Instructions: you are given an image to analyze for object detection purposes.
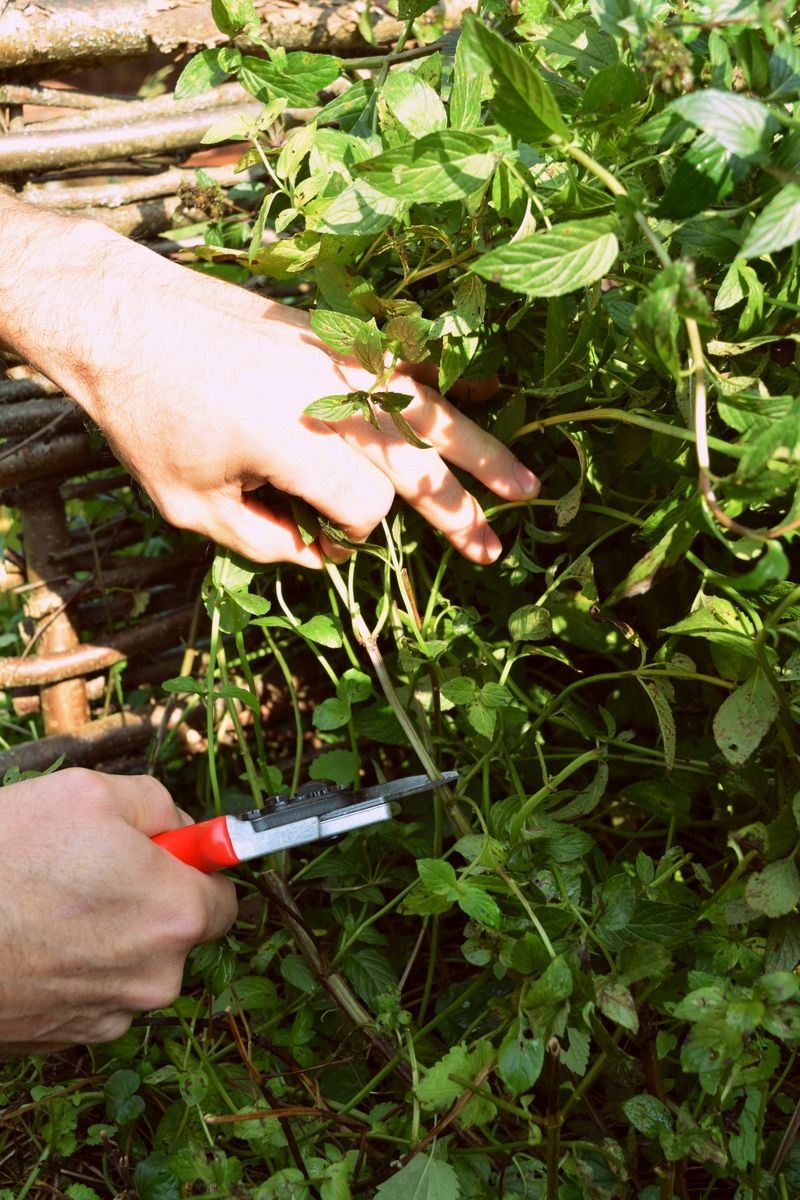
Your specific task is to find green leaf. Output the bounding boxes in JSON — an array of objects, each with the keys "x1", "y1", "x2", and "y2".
[
  {"x1": 458, "y1": 882, "x2": 502, "y2": 927},
  {"x1": 637, "y1": 678, "x2": 676, "y2": 772},
  {"x1": 669, "y1": 89, "x2": 777, "y2": 161},
  {"x1": 353, "y1": 320, "x2": 385, "y2": 374},
  {"x1": 745, "y1": 858, "x2": 800, "y2": 918},
  {"x1": 659, "y1": 133, "x2": 737, "y2": 220},
  {"x1": 239, "y1": 52, "x2": 342, "y2": 106},
  {"x1": 105, "y1": 1069, "x2": 145, "y2": 1125},
  {"x1": 741, "y1": 182, "x2": 800, "y2": 259},
  {"x1": 712, "y1": 670, "x2": 780, "y2": 765},
  {"x1": 297, "y1": 613, "x2": 343, "y2": 648},
  {"x1": 416, "y1": 1043, "x2": 471, "y2": 1110},
  {"x1": 211, "y1": 0, "x2": 259, "y2": 34},
  {"x1": 304, "y1": 394, "x2": 363, "y2": 422},
  {"x1": 473, "y1": 217, "x2": 619, "y2": 298},
  {"x1": 310, "y1": 310, "x2": 368, "y2": 355},
  {"x1": 315, "y1": 179, "x2": 405, "y2": 236},
  {"x1": 356, "y1": 131, "x2": 499, "y2": 202},
  {"x1": 459, "y1": 11, "x2": 569, "y2": 143},
  {"x1": 312, "y1": 697, "x2": 351, "y2": 730},
  {"x1": 417, "y1": 858, "x2": 458, "y2": 896},
  {"x1": 440, "y1": 676, "x2": 477, "y2": 705},
  {"x1": 508, "y1": 605, "x2": 552, "y2": 642},
  {"x1": 497, "y1": 1030, "x2": 545, "y2": 1094},
  {"x1": 337, "y1": 667, "x2": 372, "y2": 704},
  {"x1": 622, "y1": 1092, "x2": 673, "y2": 1139},
  {"x1": 174, "y1": 49, "x2": 232, "y2": 99},
  {"x1": 308, "y1": 750, "x2": 358, "y2": 787},
  {"x1": 375, "y1": 1152, "x2": 459, "y2": 1200},
  {"x1": 467, "y1": 700, "x2": 497, "y2": 739},
  {"x1": 595, "y1": 978, "x2": 640, "y2": 1033},
  {"x1": 133, "y1": 1153, "x2": 180, "y2": 1200},
  {"x1": 383, "y1": 71, "x2": 447, "y2": 138}
]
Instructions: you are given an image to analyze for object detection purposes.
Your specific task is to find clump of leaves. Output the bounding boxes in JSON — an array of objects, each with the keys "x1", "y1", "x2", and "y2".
[{"x1": 4, "y1": 0, "x2": 800, "y2": 1197}]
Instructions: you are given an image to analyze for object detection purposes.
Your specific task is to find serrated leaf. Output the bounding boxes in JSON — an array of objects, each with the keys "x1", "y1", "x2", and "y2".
[
  {"x1": 353, "y1": 320, "x2": 385, "y2": 374},
  {"x1": 637, "y1": 678, "x2": 676, "y2": 772},
  {"x1": 473, "y1": 218, "x2": 619, "y2": 298},
  {"x1": 669, "y1": 89, "x2": 776, "y2": 161},
  {"x1": 383, "y1": 71, "x2": 447, "y2": 138},
  {"x1": 440, "y1": 676, "x2": 476, "y2": 705},
  {"x1": 296, "y1": 613, "x2": 343, "y2": 648},
  {"x1": 459, "y1": 11, "x2": 569, "y2": 143},
  {"x1": 374, "y1": 1152, "x2": 459, "y2": 1200},
  {"x1": 467, "y1": 700, "x2": 496, "y2": 739},
  {"x1": 745, "y1": 858, "x2": 800, "y2": 918},
  {"x1": 508, "y1": 604, "x2": 552, "y2": 642},
  {"x1": 741, "y1": 182, "x2": 800, "y2": 259},
  {"x1": 310, "y1": 310, "x2": 368, "y2": 355},
  {"x1": 239, "y1": 52, "x2": 342, "y2": 106},
  {"x1": 357, "y1": 131, "x2": 499, "y2": 202},
  {"x1": 458, "y1": 882, "x2": 502, "y2": 927},
  {"x1": 622, "y1": 1092, "x2": 674, "y2": 1138},
  {"x1": 713, "y1": 670, "x2": 780, "y2": 765},
  {"x1": 312, "y1": 696, "x2": 351, "y2": 730},
  {"x1": 497, "y1": 1030, "x2": 544, "y2": 1094},
  {"x1": 315, "y1": 178, "x2": 404, "y2": 235},
  {"x1": 308, "y1": 750, "x2": 358, "y2": 787},
  {"x1": 304, "y1": 394, "x2": 363, "y2": 422},
  {"x1": 417, "y1": 858, "x2": 458, "y2": 895},
  {"x1": 596, "y1": 978, "x2": 640, "y2": 1033},
  {"x1": 211, "y1": 0, "x2": 259, "y2": 35},
  {"x1": 174, "y1": 49, "x2": 232, "y2": 100}
]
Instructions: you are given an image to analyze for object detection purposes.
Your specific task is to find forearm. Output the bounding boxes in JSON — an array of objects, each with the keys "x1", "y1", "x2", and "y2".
[{"x1": 0, "y1": 193, "x2": 119, "y2": 407}]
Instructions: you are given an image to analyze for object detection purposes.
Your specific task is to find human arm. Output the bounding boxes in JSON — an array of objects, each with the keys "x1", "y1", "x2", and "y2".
[
  {"x1": 0, "y1": 769, "x2": 237, "y2": 1054},
  {"x1": 0, "y1": 193, "x2": 539, "y2": 565}
]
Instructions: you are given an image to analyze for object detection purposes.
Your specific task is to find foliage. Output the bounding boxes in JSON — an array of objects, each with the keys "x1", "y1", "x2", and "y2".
[{"x1": 3, "y1": 0, "x2": 800, "y2": 1197}]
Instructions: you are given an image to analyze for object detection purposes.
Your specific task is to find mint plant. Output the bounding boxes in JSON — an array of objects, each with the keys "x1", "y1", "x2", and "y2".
[{"x1": 3, "y1": 0, "x2": 800, "y2": 1197}]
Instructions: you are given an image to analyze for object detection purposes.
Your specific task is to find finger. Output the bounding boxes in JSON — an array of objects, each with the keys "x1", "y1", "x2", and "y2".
[
  {"x1": 335, "y1": 414, "x2": 502, "y2": 563},
  {"x1": 212, "y1": 494, "x2": 323, "y2": 567},
  {"x1": 197, "y1": 875, "x2": 239, "y2": 942},
  {"x1": 398, "y1": 384, "x2": 541, "y2": 500},
  {"x1": 99, "y1": 773, "x2": 183, "y2": 836},
  {"x1": 241, "y1": 423, "x2": 396, "y2": 545}
]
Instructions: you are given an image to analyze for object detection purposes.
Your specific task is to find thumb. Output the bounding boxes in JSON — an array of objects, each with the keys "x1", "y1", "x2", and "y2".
[{"x1": 98, "y1": 772, "x2": 187, "y2": 837}]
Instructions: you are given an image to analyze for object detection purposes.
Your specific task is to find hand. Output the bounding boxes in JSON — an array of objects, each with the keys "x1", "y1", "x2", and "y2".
[
  {"x1": 0, "y1": 200, "x2": 540, "y2": 566},
  {"x1": 0, "y1": 769, "x2": 237, "y2": 1053}
]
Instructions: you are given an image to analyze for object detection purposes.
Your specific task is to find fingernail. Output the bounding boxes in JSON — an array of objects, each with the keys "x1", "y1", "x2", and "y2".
[
  {"x1": 483, "y1": 528, "x2": 502, "y2": 561},
  {"x1": 513, "y1": 461, "x2": 541, "y2": 497}
]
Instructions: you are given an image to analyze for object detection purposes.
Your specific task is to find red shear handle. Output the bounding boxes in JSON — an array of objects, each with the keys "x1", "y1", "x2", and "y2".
[{"x1": 152, "y1": 817, "x2": 239, "y2": 874}]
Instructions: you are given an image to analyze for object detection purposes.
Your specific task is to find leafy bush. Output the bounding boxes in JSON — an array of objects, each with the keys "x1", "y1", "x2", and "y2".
[{"x1": 4, "y1": 0, "x2": 800, "y2": 1197}]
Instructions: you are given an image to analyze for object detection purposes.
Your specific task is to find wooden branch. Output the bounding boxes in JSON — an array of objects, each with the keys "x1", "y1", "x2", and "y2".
[
  {"x1": 0, "y1": 711, "x2": 156, "y2": 774},
  {"x1": 0, "y1": 0, "x2": 452, "y2": 73},
  {"x1": 22, "y1": 162, "x2": 255, "y2": 210},
  {"x1": 0, "y1": 99, "x2": 261, "y2": 171},
  {"x1": 0, "y1": 604, "x2": 195, "y2": 687}
]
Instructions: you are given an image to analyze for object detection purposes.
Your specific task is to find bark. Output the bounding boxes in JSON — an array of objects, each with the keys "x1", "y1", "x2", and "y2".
[
  {"x1": 0, "y1": 99, "x2": 260, "y2": 171},
  {"x1": 22, "y1": 161, "x2": 254, "y2": 210},
  {"x1": 0, "y1": 603, "x2": 195, "y2": 687},
  {"x1": 0, "y1": 431, "x2": 109, "y2": 487},
  {"x1": 0, "y1": 711, "x2": 156, "y2": 773},
  {"x1": 0, "y1": 396, "x2": 82, "y2": 437},
  {"x1": 18, "y1": 486, "x2": 90, "y2": 733},
  {"x1": 0, "y1": 0, "x2": 457, "y2": 73}
]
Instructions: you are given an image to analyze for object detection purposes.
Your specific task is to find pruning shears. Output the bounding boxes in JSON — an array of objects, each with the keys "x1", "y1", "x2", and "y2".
[{"x1": 153, "y1": 771, "x2": 458, "y2": 873}]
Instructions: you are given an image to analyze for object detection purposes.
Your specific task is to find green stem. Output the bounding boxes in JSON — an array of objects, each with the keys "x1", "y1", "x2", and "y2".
[
  {"x1": 263, "y1": 628, "x2": 304, "y2": 793},
  {"x1": 509, "y1": 748, "x2": 601, "y2": 841},
  {"x1": 511, "y1": 406, "x2": 744, "y2": 460},
  {"x1": 206, "y1": 603, "x2": 222, "y2": 814}
]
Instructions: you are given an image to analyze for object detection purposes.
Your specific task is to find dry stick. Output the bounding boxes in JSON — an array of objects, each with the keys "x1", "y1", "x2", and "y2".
[{"x1": 253, "y1": 870, "x2": 413, "y2": 1086}]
